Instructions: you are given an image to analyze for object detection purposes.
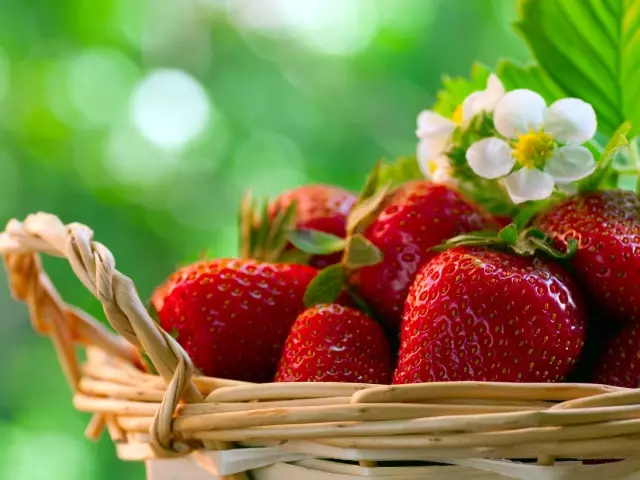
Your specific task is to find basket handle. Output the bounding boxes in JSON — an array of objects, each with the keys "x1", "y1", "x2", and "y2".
[{"x1": 0, "y1": 212, "x2": 206, "y2": 456}]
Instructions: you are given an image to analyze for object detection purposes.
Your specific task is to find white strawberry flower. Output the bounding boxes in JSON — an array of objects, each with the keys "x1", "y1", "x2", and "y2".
[
  {"x1": 461, "y1": 73, "x2": 505, "y2": 123},
  {"x1": 466, "y1": 89, "x2": 597, "y2": 204},
  {"x1": 416, "y1": 74, "x2": 505, "y2": 186}
]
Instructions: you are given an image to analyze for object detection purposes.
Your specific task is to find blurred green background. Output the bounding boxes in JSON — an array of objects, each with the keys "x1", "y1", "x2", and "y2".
[{"x1": 0, "y1": 0, "x2": 529, "y2": 478}]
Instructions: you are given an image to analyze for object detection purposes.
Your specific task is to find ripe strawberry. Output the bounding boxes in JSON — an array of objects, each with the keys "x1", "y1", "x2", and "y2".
[
  {"x1": 592, "y1": 320, "x2": 640, "y2": 387},
  {"x1": 349, "y1": 181, "x2": 495, "y2": 327},
  {"x1": 270, "y1": 184, "x2": 357, "y2": 269},
  {"x1": 151, "y1": 258, "x2": 317, "y2": 382},
  {"x1": 535, "y1": 190, "x2": 640, "y2": 323},
  {"x1": 275, "y1": 304, "x2": 392, "y2": 383},
  {"x1": 393, "y1": 246, "x2": 587, "y2": 384}
]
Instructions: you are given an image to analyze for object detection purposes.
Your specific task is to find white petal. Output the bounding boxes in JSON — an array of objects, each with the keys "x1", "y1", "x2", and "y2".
[
  {"x1": 544, "y1": 145, "x2": 596, "y2": 182},
  {"x1": 544, "y1": 98, "x2": 597, "y2": 144},
  {"x1": 416, "y1": 139, "x2": 432, "y2": 178},
  {"x1": 472, "y1": 74, "x2": 506, "y2": 116},
  {"x1": 466, "y1": 137, "x2": 516, "y2": 179},
  {"x1": 493, "y1": 89, "x2": 547, "y2": 139},
  {"x1": 503, "y1": 168, "x2": 555, "y2": 204},
  {"x1": 416, "y1": 110, "x2": 456, "y2": 139},
  {"x1": 462, "y1": 91, "x2": 482, "y2": 122}
]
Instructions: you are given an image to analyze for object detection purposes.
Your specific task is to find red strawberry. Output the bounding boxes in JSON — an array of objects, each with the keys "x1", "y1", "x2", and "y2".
[
  {"x1": 349, "y1": 181, "x2": 495, "y2": 326},
  {"x1": 393, "y1": 246, "x2": 587, "y2": 384},
  {"x1": 151, "y1": 258, "x2": 317, "y2": 382},
  {"x1": 535, "y1": 190, "x2": 640, "y2": 323},
  {"x1": 270, "y1": 184, "x2": 357, "y2": 268},
  {"x1": 275, "y1": 304, "x2": 392, "y2": 383},
  {"x1": 592, "y1": 320, "x2": 640, "y2": 387}
]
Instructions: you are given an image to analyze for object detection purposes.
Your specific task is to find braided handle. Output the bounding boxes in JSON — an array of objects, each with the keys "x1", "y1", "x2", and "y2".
[{"x1": 0, "y1": 212, "x2": 239, "y2": 466}]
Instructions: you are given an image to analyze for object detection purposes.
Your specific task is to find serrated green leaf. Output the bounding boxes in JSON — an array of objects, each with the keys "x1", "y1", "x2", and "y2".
[
  {"x1": 432, "y1": 63, "x2": 491, "y2": 117},
  {"x1": 497, "y1": 60, "x2": 566, "y2": 104},
  {"x1": 515, "y1": 0, "x2": 640, "y2": 137},
  {"x1": 343, "y1": 234, "x2": 383, "y2": 270},
  {"x1": 303, "y1": 264, "x2": 345, "y2": 308},
  {"x1": 578, "y1": 121, "x2": 631, "y2": 192},
  {"x1": 287, "y1": 228, "x2": 346, "y2": 255}
]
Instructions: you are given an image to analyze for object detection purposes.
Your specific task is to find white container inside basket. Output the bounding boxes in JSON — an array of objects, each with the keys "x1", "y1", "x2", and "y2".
[{"x1": 145, "y1": 455, "x2": 640, "y2": 480}]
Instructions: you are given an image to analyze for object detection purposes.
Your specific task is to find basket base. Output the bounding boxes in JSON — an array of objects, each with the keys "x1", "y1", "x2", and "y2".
[{"x1": 145, "y1": 458, "x2": 511, "y2": 479}]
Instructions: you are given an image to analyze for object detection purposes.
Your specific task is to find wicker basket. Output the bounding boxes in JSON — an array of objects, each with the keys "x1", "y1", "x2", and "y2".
[{"x1": 4, "y1": 212, "x2": 640, "y2": 480}]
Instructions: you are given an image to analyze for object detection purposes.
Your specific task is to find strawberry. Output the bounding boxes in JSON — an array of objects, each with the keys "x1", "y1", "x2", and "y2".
[
  {"x1": 592, "y1": 320, "x2": 640, "y2": 387},
  {"x1": 151, "y1": 258, "x2": 317, "y2": 382},
  {"x1": 275, "y1": 304, "x2": 392, "y2": 383},
  {"x1": 535, "y1": 190, "x2": 640, "y2": 323},
  {"x1": 269, "y1": 184, "x2": 357, "y2": 268},
  {"x1": 393, "y1": 246, "x2": 587, "y2": 384},
  {"x1": 348, "y1": 181, "x2": 495, "y2": 326}
]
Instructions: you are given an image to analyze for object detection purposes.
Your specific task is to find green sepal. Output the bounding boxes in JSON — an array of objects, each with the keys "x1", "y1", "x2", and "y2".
[
  {"x1": 303, "y1": 264, "x2": 345, "y2": 308},
  {"x1": 432, "y1": 224, "x2": 578, "y2": 261},
  {"x1": 378, "y1": 156, "x2": 423, "y2": 189},
  {"x1": 578, "y1": 122, "x2": 632, "y2": 193},
  {"x1": 278, "y1": 249, "x2": 312, "y2": 265},
  {"x1": 347, "y1": 181, "x2": 390, "y2": 236},
  {"x1": 238, "y1": 190, "x2": 304, "y2": 263},
  {"x1": 287, "y1": 229, "x2": 347, "y2": 255},
  {"x1": 343, "y1": 234, "x2": 383, "y2": 270}
]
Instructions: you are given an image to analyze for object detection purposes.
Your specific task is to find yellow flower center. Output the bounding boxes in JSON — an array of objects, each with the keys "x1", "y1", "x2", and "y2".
[
  {"x1": 428, "y1": 160, "x2": 439, "y2": 175},
  {"x1": 513, "y1": 130, "x2": 554, "y2": 168},
  {"x1": 452, "y1": 105, "x2": 463, "y2": 125}
]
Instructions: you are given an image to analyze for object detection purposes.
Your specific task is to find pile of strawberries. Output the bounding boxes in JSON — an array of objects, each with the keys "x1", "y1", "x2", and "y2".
[{"x1": 150, "y1": 164, "x2": 640, "y2": 388}]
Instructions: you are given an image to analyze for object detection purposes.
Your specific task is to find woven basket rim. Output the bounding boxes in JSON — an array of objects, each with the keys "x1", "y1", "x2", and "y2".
[{"x1": 3, "y1": 212, "x2": 640, "y2": 480}]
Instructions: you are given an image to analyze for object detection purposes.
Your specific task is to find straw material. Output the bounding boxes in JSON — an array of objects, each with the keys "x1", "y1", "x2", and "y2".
[{"x1": 3, "y1": 212, "x2": 640, "y2": 480}]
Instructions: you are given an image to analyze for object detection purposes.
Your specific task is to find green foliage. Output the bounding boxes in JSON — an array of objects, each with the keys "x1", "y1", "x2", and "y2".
[
  {"x1": 515, "y1": 0, "x2": 640, "y2": 136},
  {"x1": 497, "y1": 60, "x2": 566, "y2": 103},
  {"x1": 432, "y1": 63, "x2": 492, "y2": 118},
  {"x1": 578, "y1": 121, "x2": 632, "y2": 192}
]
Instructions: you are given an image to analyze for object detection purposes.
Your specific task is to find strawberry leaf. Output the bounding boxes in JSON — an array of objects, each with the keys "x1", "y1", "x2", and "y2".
[
  {"x1": 303, "y1": 264, "x2": 345, "y2": 308},
  {"x1": 496, "y1": 60, "x2": 566, "y2": 104},
  {"x1": 515, "y1": 0, "x2": 640, "y2": 137},
  {"x1": 343, "y1": 234, "x2": 383, "y2": 270},
  {"x1": 288, "y1": 228, "x2": 347, "y2": 255}
]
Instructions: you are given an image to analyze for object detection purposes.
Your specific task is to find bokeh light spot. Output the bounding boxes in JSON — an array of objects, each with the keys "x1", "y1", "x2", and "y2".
[
  {"x1": 227, "y1": 0, "x2": 379, "y2": 55},
  {"x1": 130, "y1": 69, "x2": 211, "y2": 150},
  {"x1": 68, "y1": 48, "x2": 139, "y2": 126},
  {"x1": 105, "y1": 125, "x2": 179, "y2": 187}
]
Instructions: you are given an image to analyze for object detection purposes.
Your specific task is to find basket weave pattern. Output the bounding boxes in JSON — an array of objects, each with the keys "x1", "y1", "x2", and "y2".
[{"x1": 3, "y1": 212, "x2": 640, "y2": 479}]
